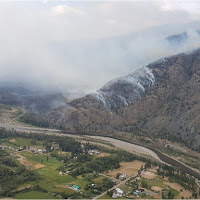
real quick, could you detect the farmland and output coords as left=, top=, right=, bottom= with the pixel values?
left=0, top=128, right=199, bottom=199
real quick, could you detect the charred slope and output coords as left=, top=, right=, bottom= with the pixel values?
left=48, top=49, right=200, bottom=150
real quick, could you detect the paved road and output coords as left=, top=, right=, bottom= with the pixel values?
left=93, top=173, right=140, bottom=200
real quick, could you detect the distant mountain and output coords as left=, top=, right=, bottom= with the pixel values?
left=0, top=88, right=67, bottom=114
left=47, top=49, right=200, bottom=151
left=165, top=32, right=188, bottom=45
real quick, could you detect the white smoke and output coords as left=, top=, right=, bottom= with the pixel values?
left=0, top=1, right=200, bottom=99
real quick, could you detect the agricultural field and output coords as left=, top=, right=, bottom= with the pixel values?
left=0, top=129, right=199, bottom=199
left=0, top=132, right=142, bottom=199
left=106, top=160, right=144, bottom=178
left=14, top=191, right=56, bottom=199
left=115, top=167, right=194, bottom=199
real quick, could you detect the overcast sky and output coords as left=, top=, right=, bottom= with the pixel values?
left=0, top=0, right=200, bottom=97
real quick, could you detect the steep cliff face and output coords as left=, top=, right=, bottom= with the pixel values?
left=47, top=49, right=200, bottom=150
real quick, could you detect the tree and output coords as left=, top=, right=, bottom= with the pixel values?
left=116, top=173, right=121, bottom=179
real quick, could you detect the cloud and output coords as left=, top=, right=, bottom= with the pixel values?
left=105, top=19, right=117, bottom=25
left=161, top=1, right=200, bottom=13
left=0, top=1, right=200, bottom=99
left=51, top=5, right=85, bottom=16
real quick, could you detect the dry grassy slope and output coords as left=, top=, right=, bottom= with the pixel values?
left=122, top=50, right=200, bottom=149
left=47, top=49, right=200, bottom=150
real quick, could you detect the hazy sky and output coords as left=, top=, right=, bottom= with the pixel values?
left=0, top=0, right=200, bottom=97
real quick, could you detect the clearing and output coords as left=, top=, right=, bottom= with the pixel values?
left=141, top=168, right=157, bottom=179
left=15, top=153, right=45, bottom=169
left=164, top=182, right=192, bottom=198
left=106, top=160, right=144, bottom=177
left=14, top=191, right=56, bottom=199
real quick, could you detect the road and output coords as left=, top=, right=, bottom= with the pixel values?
left=93, top=172, right=140, bottom=200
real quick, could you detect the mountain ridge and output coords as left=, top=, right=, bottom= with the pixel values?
left=47, top=48, right=200, bottom=151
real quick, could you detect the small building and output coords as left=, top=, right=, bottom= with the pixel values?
left=112, top=188, right=124, bottom=198
left=112, top=193, right=119, bottom=198
left=72, top=184, right=80, bottom=191
left=88, top=149, right=100, bottom=155
left=119, top=174, right=128, bottom=180
left=134, top=189, right=149, bottom=196
left=116, top=188, right=123, bottom=195
left=18, top=147, right=25, bottom=151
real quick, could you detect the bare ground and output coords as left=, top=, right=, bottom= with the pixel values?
left=141, top=170, right=157, bottom=179
left=95, top=152, right=111, bottom=158
left=15, top=153, right=45, bottom=169
left=151, top=186, right=163, bottom=192
left=164, top=182, right=192, bottom=198
left=106, top=160, right=144, bottom=177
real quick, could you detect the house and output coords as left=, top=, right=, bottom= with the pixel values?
left=18, top=147, right=25, bottom=151
left=144, top=191, right=150, bottom=195
left=88, top=149, right=100, bottom=155
left=112, top=193, right=119, bottom=198
left=116, top=188, right=123, bottom=195
left=72, top=184, right=80, bottom=191
left=112, top=188, right=124, bottom=198
left=134, top=189, right=150, bottom=196
left=119, top=174, right=128, bottom=180
left=37, top=149, right=43, bottom=153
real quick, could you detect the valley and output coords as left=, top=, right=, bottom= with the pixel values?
left=0, top=127, right=199, bottom=199
left=1, top=2, right=200, bottom=199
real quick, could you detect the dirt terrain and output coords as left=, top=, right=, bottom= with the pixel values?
left=151, top=186, right=163, bottom=192
left=164, top=181, right=192, bottom=198
left=95, top=152, right=111, bottom=158
left=15, top=152, right=45, bottom=169
left=106, top=160, right=144, bottom=177
left=0, top=106, right=25, bottom=126
left=141, top=170, right=157, bottom=179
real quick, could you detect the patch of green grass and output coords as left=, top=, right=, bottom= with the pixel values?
left=162, top=188, right=180, bottom=199
left=139, top=177, right=166, bottom=188
left=21, top=151, right=89, bottom=194
left=170, top=189, right=180, bottom=198
left=21, top=152, right=53, bottom=165
left=3, top=141, right=19, bottom=149
left=14, top=137, right=33, bottom=146
left=99, top=194, right=114, bottom=199
left=14, top=191, right=56, bottom=199
left=99, top=194, right=127, bottom=199
left=120, top=185, right=132, bottom=194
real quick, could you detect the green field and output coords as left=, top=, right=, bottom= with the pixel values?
left=12, top=137, right=43, bottom=147
left=14, top=191, right=56, bottom=199
left=20, top=151, right=89, bottom=195
left=14, top=137, right=34, bottom=146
